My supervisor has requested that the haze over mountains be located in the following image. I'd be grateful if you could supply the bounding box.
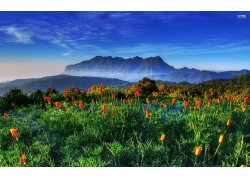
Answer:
[0,55,249,96]
[62,56,250,83]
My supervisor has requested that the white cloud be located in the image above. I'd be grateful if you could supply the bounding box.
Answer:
[5,27,33,44]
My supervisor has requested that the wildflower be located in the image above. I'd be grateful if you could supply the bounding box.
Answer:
[172,98,177,105]
[145,108,150,118]
[240,164,247,167]
[20,155,25,165]
[79,100,84,109]
[184,100,188,107]
[123,99,126,104]
[55,102,61,110]
[146,97,150,104]
[65,105,69,111]
[92,99,95,105]
[46,97,51,104]
[63,89,67,97]
[72,97,76,102]
[11,103,15,107]
[162,103,167,108]
[10,128,18,139]
[3,112,8,118]
[102,104,107,115]
[152,100,155,104]
[207,101,211,107]
[99,86,103,95]
[227,95,232,101]
[195,146,203,156]
[160,134,166,142]
[242,106,246,113]
[135,89,140,97]
[243,119,247,124]
[74,101,79,106]
[227,118,231,126]
[218,134,224,144]
[129,99,133,105]
[234,108,238,112]
[217,97,221,103]
[243,97,248,103]
[43,95,47,101]
[111,92,115,100]
[196,101,202,108]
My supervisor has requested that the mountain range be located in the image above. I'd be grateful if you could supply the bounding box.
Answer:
[62,56,250,83]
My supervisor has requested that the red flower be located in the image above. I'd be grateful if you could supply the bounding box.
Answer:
[162,103,167,108]
[43,95,47,101]
[244,97,249,103]
[10,128,18,139]
[196,101,202,109]
[227,95,232,101]
[226,118,231,126]
[135,89,141,97]
[217,97,221,103]
[46,97,51,104]
[207,101,211,107]
[152,100,155,104]
[146,97,150,104]
[55,102,61,110]
[3,112,8,118]
[123,99,126,104]
[72,97,76,102]
[65,105,69,111]
[63,89,67,97]
[92,99,95,105]
[129,99,133,105]
[11,103,15,107]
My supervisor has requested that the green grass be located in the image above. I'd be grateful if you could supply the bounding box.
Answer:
[0,87,249,167]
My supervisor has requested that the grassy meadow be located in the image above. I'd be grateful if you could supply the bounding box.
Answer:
[0,82,249,167]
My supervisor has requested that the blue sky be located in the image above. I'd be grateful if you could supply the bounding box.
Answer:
[0,11,250,82]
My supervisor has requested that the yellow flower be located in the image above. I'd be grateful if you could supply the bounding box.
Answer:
[218,134,224,144]
[160,134,166,141]
[195,146,203,156]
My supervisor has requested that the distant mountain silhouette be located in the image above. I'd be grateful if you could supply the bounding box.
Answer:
[62,56,250,83]
[0,75,133,96]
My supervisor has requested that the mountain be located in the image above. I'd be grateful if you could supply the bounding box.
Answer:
[62,56,176,81]
[62,56,250,83]
[0,75,133,96]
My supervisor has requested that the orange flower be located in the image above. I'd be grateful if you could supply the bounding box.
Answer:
[195,146,203,156]
[243,97,248,103]
[74,101,79,106]
[63,89,67,97]
[227,118,231,126]
[92,99,95,105]
[227,95,232,101]
[10,128,18,139]
[11,103,15,107]
[187,98,190,103]
[65,105,69,111]
[183,100,188,107]
[160,134,166,141]
[196,101,202,108]
[123,99,126,104]
[55,101,61,110]
[20,155,25,165]
[79,100,84,109]
[43,95,47,101]
[172,98,177,105]
[102,104,107,115]
[152,100,155,104]
[207,101,211,107]
[145,108,150,118]
[99,86,103,95]
[46,97,51,104]
[3,112,8,118]
[240,164,247,167]
[243,119,247,124]
[234,107,238,112]
[146,97,150,104]
[217,97,221,103]
[162,103,167,108]
[218,134,224,144]
[111,92,115,100]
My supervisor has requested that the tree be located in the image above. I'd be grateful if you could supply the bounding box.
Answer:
[138,77,157,95]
